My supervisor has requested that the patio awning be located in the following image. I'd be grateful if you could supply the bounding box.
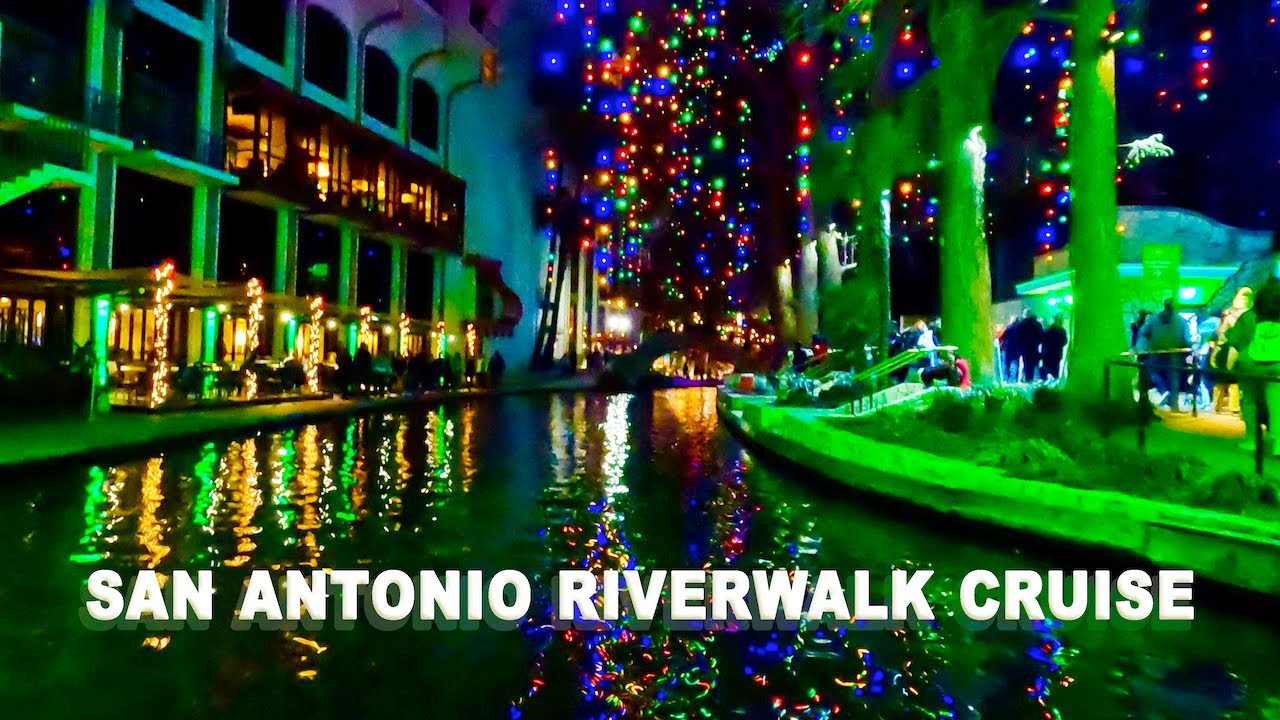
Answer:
[0,269,314,313]
[0,267,159,297]
[464,254,524,338]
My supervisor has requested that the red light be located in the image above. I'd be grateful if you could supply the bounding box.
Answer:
[798,51,812,65]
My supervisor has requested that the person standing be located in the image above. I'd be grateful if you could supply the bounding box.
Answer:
[1000,315,1021,383]
[1017,311,1044,383]
[1140,299,1192,411]
[490,350,507,387]
[1213,287,1253,414]
[1232,279,1280,452]
[1041,315,1069,382]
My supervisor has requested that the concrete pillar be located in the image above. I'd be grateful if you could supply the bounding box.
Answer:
[84,0,122,125]
[189,185,221,282]
[198,0,228,164]
[576,247,587,362]
[442,254,475,344]
[338,222,357,311]
[388,242,406,353]
[287,0,305,92]
[434,252,447,323]
[272,208,299,357]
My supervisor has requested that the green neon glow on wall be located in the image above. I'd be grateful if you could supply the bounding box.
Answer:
[203,309,218,362]
[93,297,110,387]
[286,319,299,354]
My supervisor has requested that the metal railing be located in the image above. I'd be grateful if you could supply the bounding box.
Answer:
[1104,351,1274,476]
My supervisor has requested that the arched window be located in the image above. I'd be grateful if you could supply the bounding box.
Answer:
[228,0,288,62]
[364,46,399,127]
[411,79,440,150]
[304,6,350,99]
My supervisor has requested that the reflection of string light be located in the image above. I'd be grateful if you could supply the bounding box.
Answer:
[148,261,175,408]
[399,313,411,358]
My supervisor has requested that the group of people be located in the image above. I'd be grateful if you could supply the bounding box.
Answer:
[1146,279,1280,453]
[333,346,507,396]
[998,311,1069,384]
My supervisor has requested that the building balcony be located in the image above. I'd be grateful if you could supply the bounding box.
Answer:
[224,72,465,254]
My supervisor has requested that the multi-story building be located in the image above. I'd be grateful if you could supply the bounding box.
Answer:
[0,0,539,389]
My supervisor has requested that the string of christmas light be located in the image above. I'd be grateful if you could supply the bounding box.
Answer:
[305,296,324,394]
[547,0,768,334]
[148,261,175,409]
[244,278,264,400]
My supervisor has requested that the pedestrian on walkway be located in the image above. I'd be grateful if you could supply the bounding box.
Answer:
[1235,279,1280,454]
[1041,315,1069,382]
[1017,311,1044,382]
[1000,315,1021,383]
[1140,300,1191,410]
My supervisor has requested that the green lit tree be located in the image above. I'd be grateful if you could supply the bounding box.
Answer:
[928,0,1036,383]
[1065,0,1126,397]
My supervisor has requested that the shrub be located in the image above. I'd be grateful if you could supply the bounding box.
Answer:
[928,391,978,434]
[1205,472,1252,513]
[1031,386,1066,414]
[1260,485,1278,507]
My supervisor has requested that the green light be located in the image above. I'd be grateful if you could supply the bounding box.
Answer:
[629,16,645,32]
[203,308,218,362]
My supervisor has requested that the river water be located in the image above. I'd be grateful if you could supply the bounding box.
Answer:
[0,388,1276,719]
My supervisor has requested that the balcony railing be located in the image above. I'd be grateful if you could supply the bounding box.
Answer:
[0,18,86,121]
[122,73,198,160]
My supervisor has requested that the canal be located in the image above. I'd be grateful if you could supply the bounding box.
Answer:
[0,388,1276,718]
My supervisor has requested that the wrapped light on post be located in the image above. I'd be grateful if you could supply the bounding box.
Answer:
[465,322,478,359]
[148,261,176,409]
[399,313,411,358]
[358,306,373,351]
[305,296,325,394]
[243,278,264,399]
[435,320,447,358]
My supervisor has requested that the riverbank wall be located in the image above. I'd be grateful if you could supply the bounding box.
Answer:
[0,378,596,475]
[718,390,1280,596]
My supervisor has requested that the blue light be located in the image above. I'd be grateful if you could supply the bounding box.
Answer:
[859,34,874,51]
[895,62,914,80]
[596,151,612,166]
[541,51,564,74]
[1123,57,1146,75]
[1192,44,1212,59]
[828,124,849,142]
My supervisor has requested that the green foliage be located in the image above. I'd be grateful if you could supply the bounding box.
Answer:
[1031,386,1066,414]
[822,389,1280,518]
[926,391,979,434]
[818,279,878,372]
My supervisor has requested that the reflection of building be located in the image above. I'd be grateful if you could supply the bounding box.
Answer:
[0,0,534,378]
[1011,207,1262,322]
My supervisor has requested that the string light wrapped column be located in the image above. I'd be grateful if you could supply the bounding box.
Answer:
[148,261,176,409]
[243,278,264,400]
[306,296,325,394]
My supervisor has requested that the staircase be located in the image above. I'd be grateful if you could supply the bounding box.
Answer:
[0,125,92,207]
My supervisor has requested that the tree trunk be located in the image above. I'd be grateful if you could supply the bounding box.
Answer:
[776,264,798,344]
[797,240,820,343]
[933,1,997,383]
[857,182,893,356]
[816,226,844,295]
[1066,0,1125,397]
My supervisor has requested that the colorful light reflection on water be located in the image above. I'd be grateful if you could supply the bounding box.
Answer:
[0,389,1275,718]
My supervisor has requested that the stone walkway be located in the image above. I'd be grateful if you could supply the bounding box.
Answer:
[0,377,595,472]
